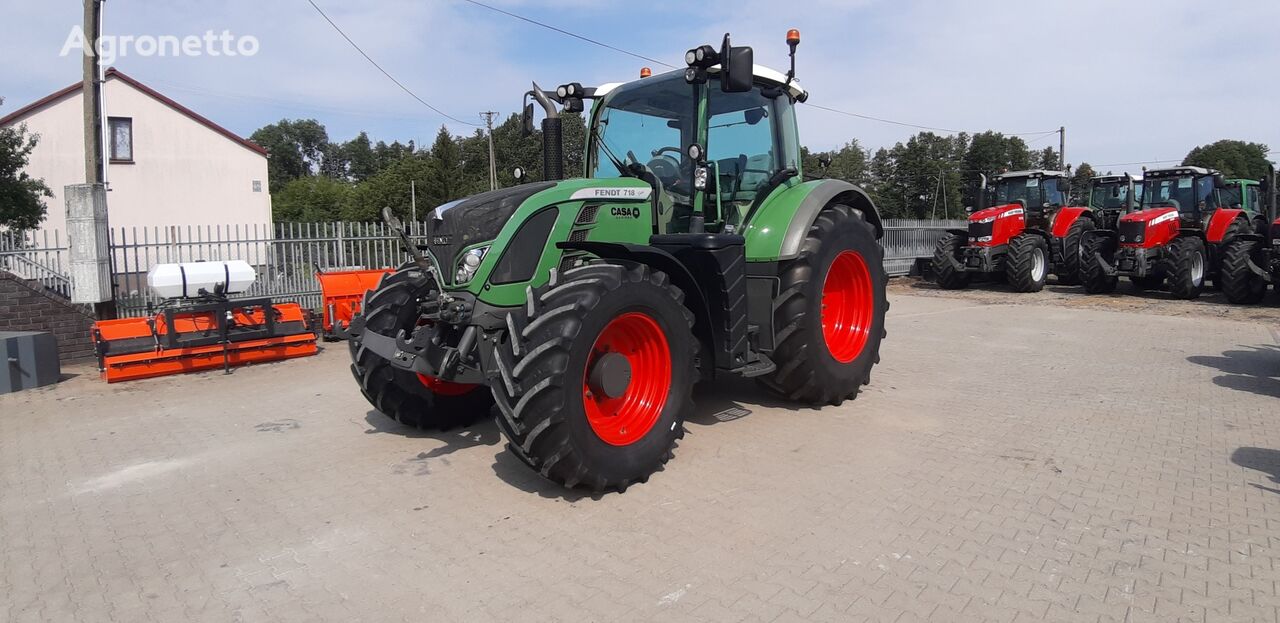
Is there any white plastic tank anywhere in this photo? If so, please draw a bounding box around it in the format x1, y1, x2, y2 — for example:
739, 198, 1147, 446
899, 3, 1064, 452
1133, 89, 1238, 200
147, 261, 257, 299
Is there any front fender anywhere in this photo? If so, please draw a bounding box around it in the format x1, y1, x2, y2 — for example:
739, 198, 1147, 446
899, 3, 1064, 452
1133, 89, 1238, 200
744, 179, 883, 261
1051, 207, 1093, 238
1206, 209, 1247, 243
556, 240, 712, 346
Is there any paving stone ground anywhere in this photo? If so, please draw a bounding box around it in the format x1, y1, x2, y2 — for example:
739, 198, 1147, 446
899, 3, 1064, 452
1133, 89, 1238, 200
2, 292, 1278, 622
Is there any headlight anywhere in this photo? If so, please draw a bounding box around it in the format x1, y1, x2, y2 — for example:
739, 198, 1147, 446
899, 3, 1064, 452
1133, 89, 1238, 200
978, 216, 996, 224
455, 246, 489, 283
694, 166, 709, 191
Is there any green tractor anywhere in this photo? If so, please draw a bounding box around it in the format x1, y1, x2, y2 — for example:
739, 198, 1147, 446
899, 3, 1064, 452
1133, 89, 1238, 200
346, 32, 888, 492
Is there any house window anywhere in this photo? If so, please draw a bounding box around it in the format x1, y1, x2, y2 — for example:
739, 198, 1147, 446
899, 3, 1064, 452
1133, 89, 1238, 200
252, 180, 262, 193
109, 117, 133, 162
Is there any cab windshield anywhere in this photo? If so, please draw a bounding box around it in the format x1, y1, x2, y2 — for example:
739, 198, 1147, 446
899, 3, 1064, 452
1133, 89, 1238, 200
993, 177, 1064, 207
1141, 176, 1219, 214
1089, 182, 1130, 211
590, 72, 696, 205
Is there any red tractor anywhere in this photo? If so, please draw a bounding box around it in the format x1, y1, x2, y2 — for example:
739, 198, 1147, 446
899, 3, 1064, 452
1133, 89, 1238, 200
932, 169, 1097, 292
1080, 166, 1261, 299
1219, 167, 1279, 303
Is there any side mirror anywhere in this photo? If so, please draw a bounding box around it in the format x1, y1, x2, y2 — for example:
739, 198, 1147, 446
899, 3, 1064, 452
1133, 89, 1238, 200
719, 34, 754, 93
521, 102, 534, 137
513, 166, 525, 182
743, 107, 766, 125
1214, 173, 1228, 189
817, 154, 832, 169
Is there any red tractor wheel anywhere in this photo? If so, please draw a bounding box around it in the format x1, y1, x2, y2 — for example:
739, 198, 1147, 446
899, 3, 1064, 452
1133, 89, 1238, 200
762, 203, 887, 406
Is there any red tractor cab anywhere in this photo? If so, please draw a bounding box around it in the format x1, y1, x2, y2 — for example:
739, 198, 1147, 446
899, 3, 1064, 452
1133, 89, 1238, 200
1218, 165, 1279, 303
932, 169, 1096, 292
1080, 166, 1260, 299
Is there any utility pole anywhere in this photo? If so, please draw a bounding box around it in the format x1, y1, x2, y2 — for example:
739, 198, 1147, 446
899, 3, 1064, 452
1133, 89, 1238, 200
83, 0, 105, 184
1059, 126, 1066, 171
480, 111, 498, 190
410, 180, 417, 223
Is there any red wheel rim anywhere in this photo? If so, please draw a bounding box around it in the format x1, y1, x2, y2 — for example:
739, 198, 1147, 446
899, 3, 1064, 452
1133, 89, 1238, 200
417, 373, 477, 397
821, 250, 874, 363
582, 312, 671, 446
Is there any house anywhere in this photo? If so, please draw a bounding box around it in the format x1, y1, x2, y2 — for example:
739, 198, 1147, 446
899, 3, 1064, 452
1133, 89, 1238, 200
0, 68, 272, 236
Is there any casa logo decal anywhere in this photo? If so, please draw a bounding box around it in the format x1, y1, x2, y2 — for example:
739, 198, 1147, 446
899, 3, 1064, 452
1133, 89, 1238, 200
569, 187, 652, 201
610, 206, 642, 219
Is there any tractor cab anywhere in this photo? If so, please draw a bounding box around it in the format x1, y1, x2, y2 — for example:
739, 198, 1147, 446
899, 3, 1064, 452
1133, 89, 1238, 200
586, 65, 804, 235
1088, 174, 1141, 230
1135, 166, 1228, 228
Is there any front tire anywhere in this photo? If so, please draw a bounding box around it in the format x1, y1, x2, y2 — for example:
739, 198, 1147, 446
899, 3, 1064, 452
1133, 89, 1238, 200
1006, 234, 1048, 293
1167, 237, 1206, 300
1220, 238, 1267, 304
493, 263, 696, 492
1080, 235, 1118, 294
931, 232, 970, 290
762, 203, 887, 406
349, 264, 493, 429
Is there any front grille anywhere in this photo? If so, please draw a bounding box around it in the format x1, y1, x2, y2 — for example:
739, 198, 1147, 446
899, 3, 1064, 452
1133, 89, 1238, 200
968, 220, 993, 240
1118, 220, 1145, 244
576, 204, 599, 225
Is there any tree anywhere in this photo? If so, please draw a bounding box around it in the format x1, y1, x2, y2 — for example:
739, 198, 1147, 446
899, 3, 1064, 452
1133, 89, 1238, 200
272, 177, 352, 221
343, 132, 378, 182
1068, 162, 1095, 204
342, 155, 433, 222
0, 102, 53, 230
249, 119, 332, 192
1037, 147, 1061, 171
1183, 140, 1272, 179
802, 139, 870, 185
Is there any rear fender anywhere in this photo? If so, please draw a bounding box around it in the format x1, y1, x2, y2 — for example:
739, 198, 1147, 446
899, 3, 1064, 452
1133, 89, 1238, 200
1206, 209, 1247, 243
754, 179, 882, 262
1050, 207, 1093, 238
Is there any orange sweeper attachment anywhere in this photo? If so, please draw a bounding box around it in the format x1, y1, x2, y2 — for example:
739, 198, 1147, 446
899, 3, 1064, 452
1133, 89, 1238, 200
314, 268, 391, 340
92, 261, 318, 383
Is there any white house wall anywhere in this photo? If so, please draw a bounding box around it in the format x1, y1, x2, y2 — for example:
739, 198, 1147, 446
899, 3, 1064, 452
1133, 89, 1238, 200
5, 76, 272, 238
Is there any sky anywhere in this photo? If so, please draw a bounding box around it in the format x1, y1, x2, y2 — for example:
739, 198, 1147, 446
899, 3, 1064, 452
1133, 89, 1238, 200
2, 0, 1278, 173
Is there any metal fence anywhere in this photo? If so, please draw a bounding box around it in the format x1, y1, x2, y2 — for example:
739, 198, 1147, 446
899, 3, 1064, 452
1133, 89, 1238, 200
881, 219, 965, 276
0, 229, 72, 298
4, 219, 963, 317
108, 222, 435, 317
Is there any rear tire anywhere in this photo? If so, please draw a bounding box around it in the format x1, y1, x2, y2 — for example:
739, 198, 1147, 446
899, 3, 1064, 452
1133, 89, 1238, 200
1220, 238, 1267, 304
348, 263, 493, 429
1057, 217, 1094, 285
1167, 237, 1206, 300
1006, 234, 1048, 293
761, 203, 887, 406
931, 232, 970, 290
493, 262, 696, 492
1080, 235, 1118, 294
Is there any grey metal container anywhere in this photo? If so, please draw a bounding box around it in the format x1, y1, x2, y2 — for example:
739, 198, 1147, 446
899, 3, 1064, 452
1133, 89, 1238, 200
1, 331, 61, 394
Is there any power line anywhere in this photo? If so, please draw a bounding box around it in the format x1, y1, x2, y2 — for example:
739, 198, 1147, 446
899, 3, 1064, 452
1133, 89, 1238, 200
455, 2, 1060, 137
304, 0, 481, 127
458, 0, 677, 69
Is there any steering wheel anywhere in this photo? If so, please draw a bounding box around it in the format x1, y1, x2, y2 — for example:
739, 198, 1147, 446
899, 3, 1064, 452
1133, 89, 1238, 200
651, 146, 681, 158
646, 156, 682, 188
